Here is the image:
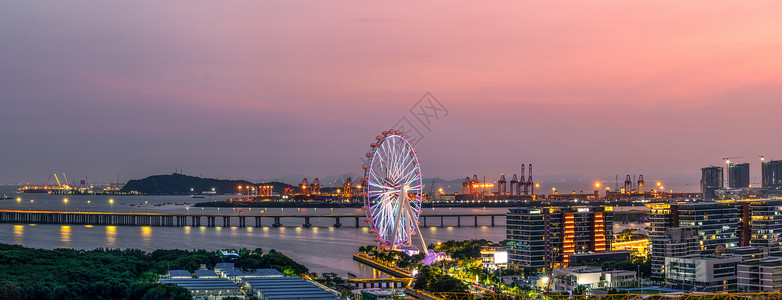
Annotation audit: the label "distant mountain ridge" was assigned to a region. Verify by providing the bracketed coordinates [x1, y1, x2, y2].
[120, 173, 293, 195]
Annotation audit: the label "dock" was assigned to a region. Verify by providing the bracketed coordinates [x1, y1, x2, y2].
[352, 254, 412, 278]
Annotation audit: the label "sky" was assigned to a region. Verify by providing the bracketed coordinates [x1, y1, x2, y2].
[1, 1, 781, 190]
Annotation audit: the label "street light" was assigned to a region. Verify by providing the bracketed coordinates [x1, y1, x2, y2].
[109, 199, 114, 212]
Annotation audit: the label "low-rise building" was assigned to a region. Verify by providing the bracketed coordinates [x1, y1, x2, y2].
[159, 278, 243, 300]
[242, 276, 340, 300]
[480, 245, 508, 269]
[218, 268, 284, 285]
[355, 288, 403, 300]
[738, 257, 782, 292]
[194, 269, 219, 279]
[664, 254, 742, 292]
[254, 268, 284, 277]
[214, 263, 234, 273]
[611, 239, 649, 255]
[168, 270, 192, 279]
[551, 266, 637, 292]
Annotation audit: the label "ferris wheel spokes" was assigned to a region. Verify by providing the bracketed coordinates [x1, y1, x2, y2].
[363, 130, 426, 252]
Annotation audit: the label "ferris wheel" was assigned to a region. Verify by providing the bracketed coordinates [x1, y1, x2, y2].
[362, 129, 427, 252]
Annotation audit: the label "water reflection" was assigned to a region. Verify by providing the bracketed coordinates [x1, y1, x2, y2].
[13, 225, 23, 244]
[60, 226, 71, 248]
[0, 221, 515, 278]
[106, 226, 117, 247]
[141, 226, 151, 247]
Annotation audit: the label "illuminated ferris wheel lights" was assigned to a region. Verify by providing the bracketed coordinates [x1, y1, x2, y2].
[363, 130, 425, 249]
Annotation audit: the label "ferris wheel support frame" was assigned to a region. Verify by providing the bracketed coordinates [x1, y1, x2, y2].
[389, 185, 428, 253]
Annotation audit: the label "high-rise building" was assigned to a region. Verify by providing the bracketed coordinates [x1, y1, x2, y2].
[646, 202, 739, 279]
[506, 206, 613, 272]
[763, 160, 782, 190]
[647, 203, 675, 278]
[737, 200, 782, 253]
[677, 202, 740, 250]
[702, 166, 724, 199]
[729, 163, 751, 188]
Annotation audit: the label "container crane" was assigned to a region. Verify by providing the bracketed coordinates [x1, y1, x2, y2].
[497, 174, 507, 195]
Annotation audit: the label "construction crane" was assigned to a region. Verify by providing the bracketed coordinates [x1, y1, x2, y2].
[723, 156, 743, 164]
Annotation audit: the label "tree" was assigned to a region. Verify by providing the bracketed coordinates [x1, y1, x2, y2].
[572, 284, 588, 295]
[140, 283, 191, 300]
[429, 276, 468, 293]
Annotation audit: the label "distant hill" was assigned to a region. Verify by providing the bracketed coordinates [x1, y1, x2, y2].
[120, 173, 293, 195]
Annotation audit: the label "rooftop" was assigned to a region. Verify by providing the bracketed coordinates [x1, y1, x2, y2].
[168, 270, 191, 277]
[214, 263, 234, 269]
[194, 269, 219, 277]
[221, 269, 244, 276]
[255, 268, 284, 276]
[159, 278, 241, 291]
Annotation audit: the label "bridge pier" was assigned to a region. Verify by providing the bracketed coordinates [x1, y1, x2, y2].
[0, 211, 508, 229]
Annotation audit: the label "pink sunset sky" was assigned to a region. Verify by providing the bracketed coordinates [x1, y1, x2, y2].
[1, 1, 781, 190]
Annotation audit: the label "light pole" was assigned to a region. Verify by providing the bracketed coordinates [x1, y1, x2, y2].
[595, 182, 600, 197]
[109, 199, 114, 212]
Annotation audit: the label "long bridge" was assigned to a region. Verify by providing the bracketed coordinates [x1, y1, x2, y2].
[0, 209, 506, 228]
[0, 209, 647, 228]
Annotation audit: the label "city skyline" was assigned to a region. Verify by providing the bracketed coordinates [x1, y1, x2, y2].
[2, 1, 782, 184]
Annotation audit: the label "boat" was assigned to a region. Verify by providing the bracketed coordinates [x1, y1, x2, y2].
[191, 195, 205, 198]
